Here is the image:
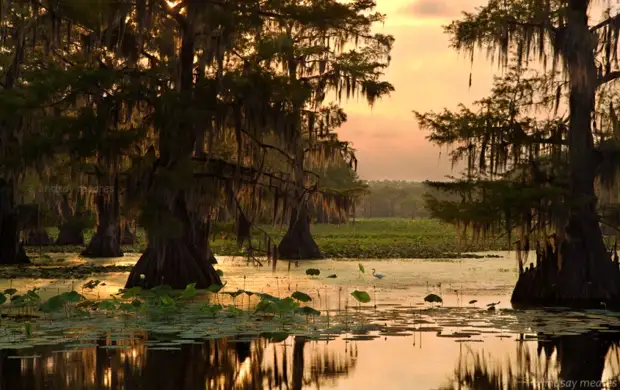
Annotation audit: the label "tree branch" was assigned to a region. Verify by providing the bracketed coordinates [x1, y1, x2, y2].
[590, 14, 620, 32]
[598, 71, 620, 87]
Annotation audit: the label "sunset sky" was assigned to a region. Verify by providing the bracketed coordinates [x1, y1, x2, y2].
[335, 0, 500, 181]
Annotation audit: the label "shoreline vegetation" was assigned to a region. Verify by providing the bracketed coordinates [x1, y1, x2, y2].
[22, 218, 510, 260]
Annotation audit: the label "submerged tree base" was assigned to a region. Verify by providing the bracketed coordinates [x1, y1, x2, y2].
[81, 232, 123, 258]
[55, 224, 84, 246]
[125, 238, 222, 289]
[278, 212, 323, 260]
[511, 239, 620, 310]
[24, 229, 53, 246]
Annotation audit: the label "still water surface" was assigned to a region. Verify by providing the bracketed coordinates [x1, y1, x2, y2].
[1, 253, 619, 390]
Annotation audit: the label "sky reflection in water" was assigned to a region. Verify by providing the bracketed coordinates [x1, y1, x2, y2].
[2, 253, 620, 389]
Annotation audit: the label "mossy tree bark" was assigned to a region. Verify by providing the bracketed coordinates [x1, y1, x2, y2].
[54, 193, 85, 246]
[120, 222, 136, 245]
[277, 52, 322, 260]
[278, 206, 322, 259]
[82, 175, 122, 258]
[512, 2, 620, 307]
[0, 179, 29, 264]
[125, 15, 221, 289]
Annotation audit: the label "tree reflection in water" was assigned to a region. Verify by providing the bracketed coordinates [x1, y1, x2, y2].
[442, 332, 620, 390]
[0, 335, 356, 390]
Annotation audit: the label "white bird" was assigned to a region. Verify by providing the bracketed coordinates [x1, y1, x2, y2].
[372, 269, 385, 279]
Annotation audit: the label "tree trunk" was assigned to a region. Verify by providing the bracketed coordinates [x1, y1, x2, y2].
[125, 195, 221, 289]
[24, 229, 53, 246]
[511, 1, 620, 308]
[82, 176, 122, 258]
[120, 222, 136, 245]
[125, 17, 221, 289]
[54, 193, 85, 245]
[55, 223, 84, 245]
[278, 206, 322, 259]
[0, 179, 29, 265]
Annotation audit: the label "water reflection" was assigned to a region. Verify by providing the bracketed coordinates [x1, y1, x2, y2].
[443, 332, 620, 390]
[0, 335, 356, 390]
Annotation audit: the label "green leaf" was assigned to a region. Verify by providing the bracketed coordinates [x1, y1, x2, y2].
[263, 331, 289, 342]
[122, 287, 142, 299]
[305, 268, 320, 276]
[159, 295, 175, 306]
[291, 291, 312, 303]
[206, 283, 226, 293]
[0, 293, 6, 305]
[4, 288, 17, 296]
[358, 263, 365, 273]
[226, 305, 243, 317]
[41, 296, 65, 312]
[151, 285, 173, 296]
[277, 297, 299, 313]
[60, 291, 85, 303]
[255, 300, 279, 313]
[351, 290, 371, 303]
[119, 303, 139, 312]
[424, 294, 443, 303]
[296, 306, 321, 316]
[97, 300, 117, 311]
[222, 290, 244, 298]
[179, 283, 197, 300]
[257, 293, 279, 302]
[215, 269, 224, 277]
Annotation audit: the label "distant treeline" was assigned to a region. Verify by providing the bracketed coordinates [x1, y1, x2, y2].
[355, 180, 450, 219]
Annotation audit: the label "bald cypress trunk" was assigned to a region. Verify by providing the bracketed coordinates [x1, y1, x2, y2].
[0, 179, 29, 265]
[54, 194, 85, 246]
[278, 46, 322, 260]
[278, 205, 322, 259]
[82, 175, 123, 258]
[512, 1, 620, 307]
[125, 15, 221, 289]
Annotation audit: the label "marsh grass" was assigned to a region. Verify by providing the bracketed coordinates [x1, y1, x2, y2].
[31, 219, 509, 259]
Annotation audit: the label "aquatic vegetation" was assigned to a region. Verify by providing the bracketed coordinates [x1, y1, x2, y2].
[424, 294, 443, 305]
[0, 264, 134, 279]
[351, 290, 371, 304]
[305, 268, 320, 276]
[29, 219, 509, 259]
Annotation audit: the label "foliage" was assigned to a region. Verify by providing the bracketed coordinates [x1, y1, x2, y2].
[350, 290, 371, 304]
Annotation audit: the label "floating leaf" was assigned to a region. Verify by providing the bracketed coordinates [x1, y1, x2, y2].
[122, 287, 142, 299]
[206, 283, 226, 293]
[358, 263, 365, 274]
[327, 274, 337, 278]
[97, 301, 117, 311]
[305, 268, 320, 276]
[82, 280, 101, 290]
[263, 332, 289, 342]
[179, 283, 197, 300]
[469, 300, 478, 304]
[351, 290, 371, 303]
[291, 291, 312, 303]
[424, 294, 443, 304]
[222, 290, 244, 299]
[296, 306, 321, 316]
[4, 288, 17, 296]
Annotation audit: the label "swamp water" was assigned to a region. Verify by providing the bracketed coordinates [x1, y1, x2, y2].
[0, 252, 619, 389]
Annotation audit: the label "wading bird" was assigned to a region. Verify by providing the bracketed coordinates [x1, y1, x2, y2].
[372, 269, 385, 279]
